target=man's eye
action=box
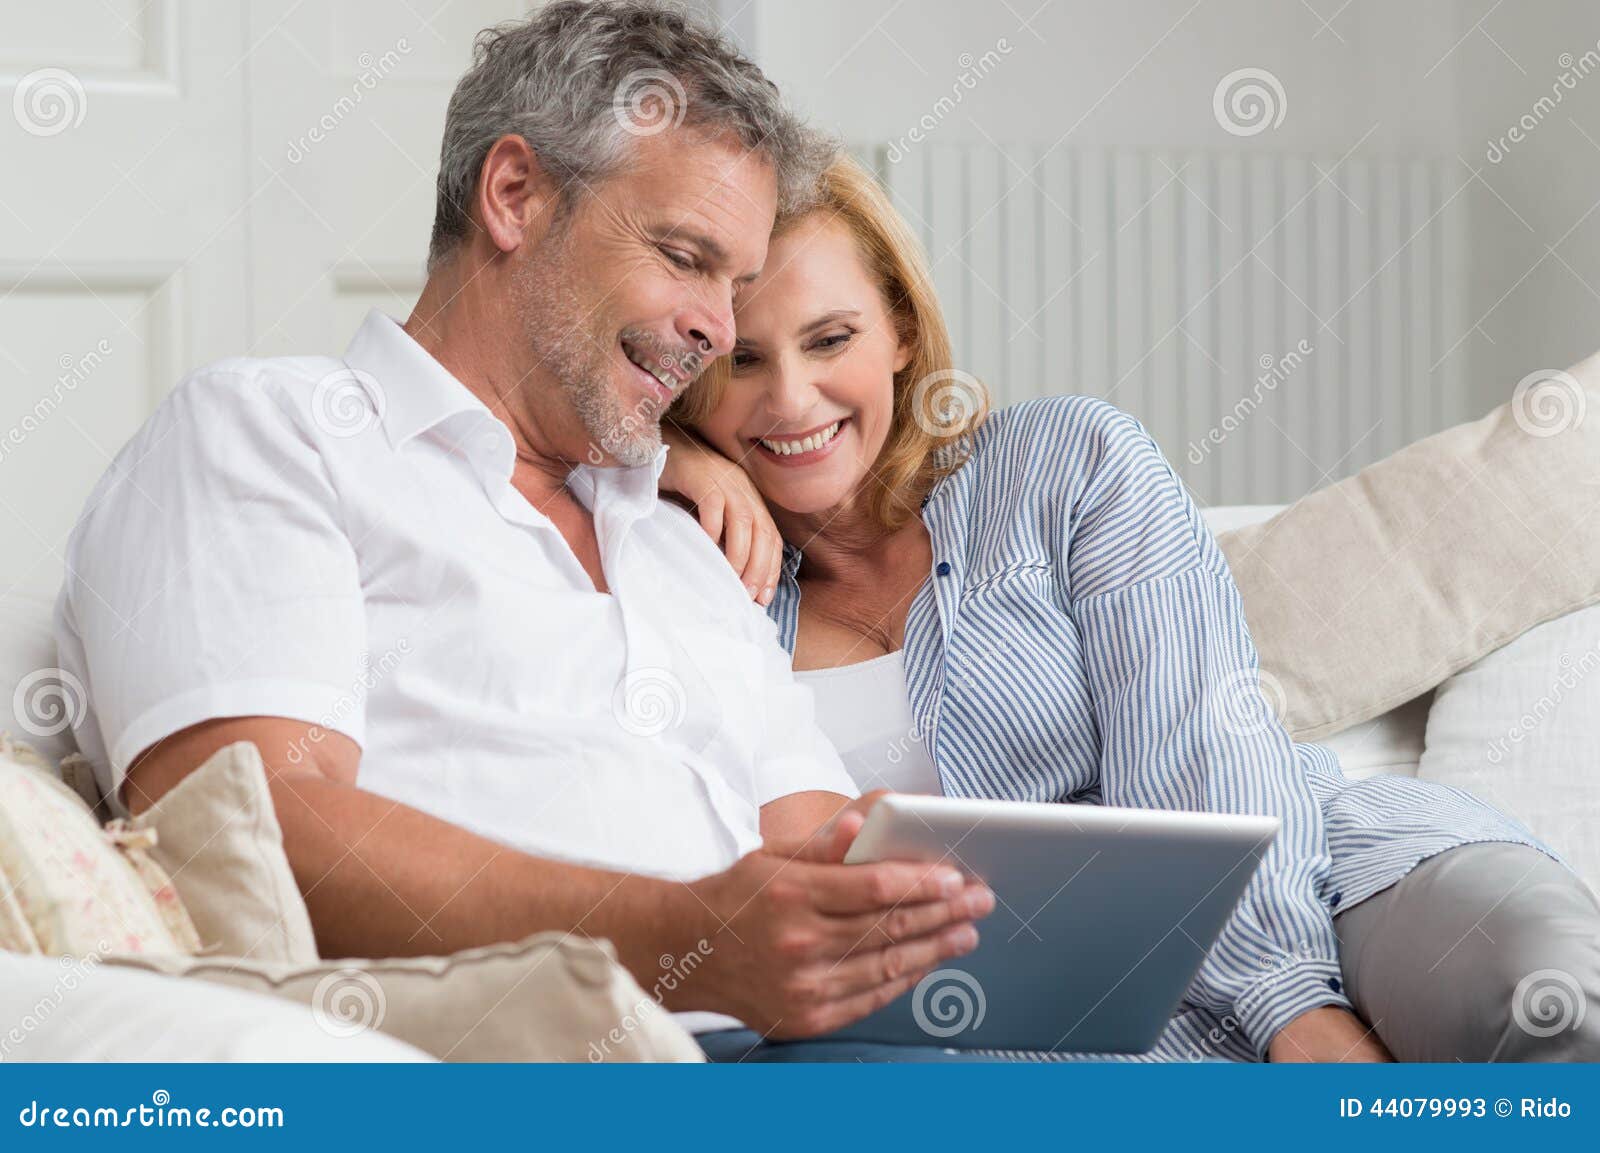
[662,248,695,270]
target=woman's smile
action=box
[750,417,851,465]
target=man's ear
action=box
[474,134,561,256]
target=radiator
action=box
[861,143,1472,506]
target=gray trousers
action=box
[1334,841,1600,1061]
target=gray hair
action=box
[427,0,834,271]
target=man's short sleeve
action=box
[745,603,859,807]
[57,369,367,799]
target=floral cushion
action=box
[0,732,199,957]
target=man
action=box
[56,1,992,1057]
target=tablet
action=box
[834,793,1280,1054]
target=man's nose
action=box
[678,286,736,360]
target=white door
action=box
[0,1,252,598]
[0,0,555,599]
[242,0,538,359]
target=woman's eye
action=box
[812,332,853,352]
[730,352,758,370]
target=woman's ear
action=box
[892,336,913,374]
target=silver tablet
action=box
[835,793,1280,1054]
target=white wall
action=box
[733,0,1600,495]
[4,1,1598,596]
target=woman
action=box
[661,157,1600,1062]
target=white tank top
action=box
[795,650,943,796]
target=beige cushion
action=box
[1201,504,1429,774]
[127,741,318,963]
[0,731,200,957]
[1218,355,1600,742]
[110,933,705,1062]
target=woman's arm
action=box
[1056,402,1380,1060]
[659,422,783,604]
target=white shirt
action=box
[796,652,942,796]
[56,310,857,884]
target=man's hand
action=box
[130,725,985,1038]
[1268,1006,1393,1062]
[684,791,994,1037]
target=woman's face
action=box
[695,212,910,517]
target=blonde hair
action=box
[670,154,988,531]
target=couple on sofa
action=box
[55,0,1600,1062]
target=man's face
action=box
[510,129,777,467]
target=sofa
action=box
[2,351,1597,1060]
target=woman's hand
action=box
[1267,1006,1393,1062]
[660,424,783,604]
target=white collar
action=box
[342,310,488,451]
[343,309,670,513]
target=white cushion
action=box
[1,591,77,766]
[0,951,428,1062]
[1417,604,1600,896]
[1199,504,1287,536]
[1314,693,1428,780]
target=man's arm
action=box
[127,718,993,1037]
[757,788,855,844]
[125,717,692,966]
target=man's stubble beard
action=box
[510,221,665,468]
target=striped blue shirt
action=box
[769,395,1558,1062]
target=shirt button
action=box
[1329,890,1343,908]
[1327,977,1342,993]
[920,495,930,509]
[935,561,951,577]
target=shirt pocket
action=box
[959,557,1053,598]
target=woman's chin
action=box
[763,480,860,520]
